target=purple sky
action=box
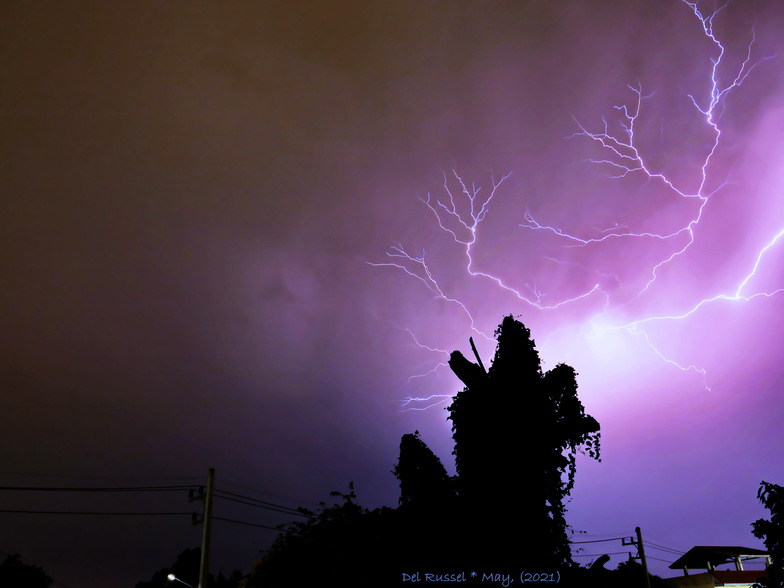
[3,1,784,585]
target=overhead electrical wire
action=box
[216,476,322,509]
[0,509,194,516]
[643,540,685,555]
[0,480,315,533]
[213,488,311,518]
[0,484,198,492]
[572,551,632,557]
[212,516,284,531]
[571,536,628,544]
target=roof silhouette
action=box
[669,546,769,570]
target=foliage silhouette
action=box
[248,316,604,586]
[0,553,52,588]
[447,315,600,569]
[393,430,456,510]
[135,547,243,588]
[609,559,671,588]
[753,480,784,588]
[246,483,402,588]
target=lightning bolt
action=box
[371,0,781,409]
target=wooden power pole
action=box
[636,526,651,588]
[198,468,215,588]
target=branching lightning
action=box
[371,0,782,410]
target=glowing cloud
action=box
[371,0,784,414]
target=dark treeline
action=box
[753,482,784,588]
[7,316,784,587]
[0,553,52,588]
[134,547,244,588]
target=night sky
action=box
[3,1,784,586]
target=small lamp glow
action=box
[167,574,194,588]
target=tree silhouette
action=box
[391,431,460,569]
[135,547,243,588]
[753,481,784,588]
[247,315,602,585]
[447,315,600,569]
[0,553,52,588]
[393,430,456,510]
[246,484,402,588]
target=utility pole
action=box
[635,526,651,588]
[190,468,215,588]
[622,527,651,588]
[199,467,215,588]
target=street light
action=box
[167,574,194,588]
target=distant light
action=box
[167,574,194,588]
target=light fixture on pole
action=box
[167,573,195,588]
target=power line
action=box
[573,551,632,557]
[0,509,194,516]
[216,477,322,509]
[572,536,628,544]
[0,485,197,492]
[213,516,284,531]
[213,489,311,518]
[643,541,685,555]
[0,471,203,482]
[214,487,304,509]
[213,494,311,518]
